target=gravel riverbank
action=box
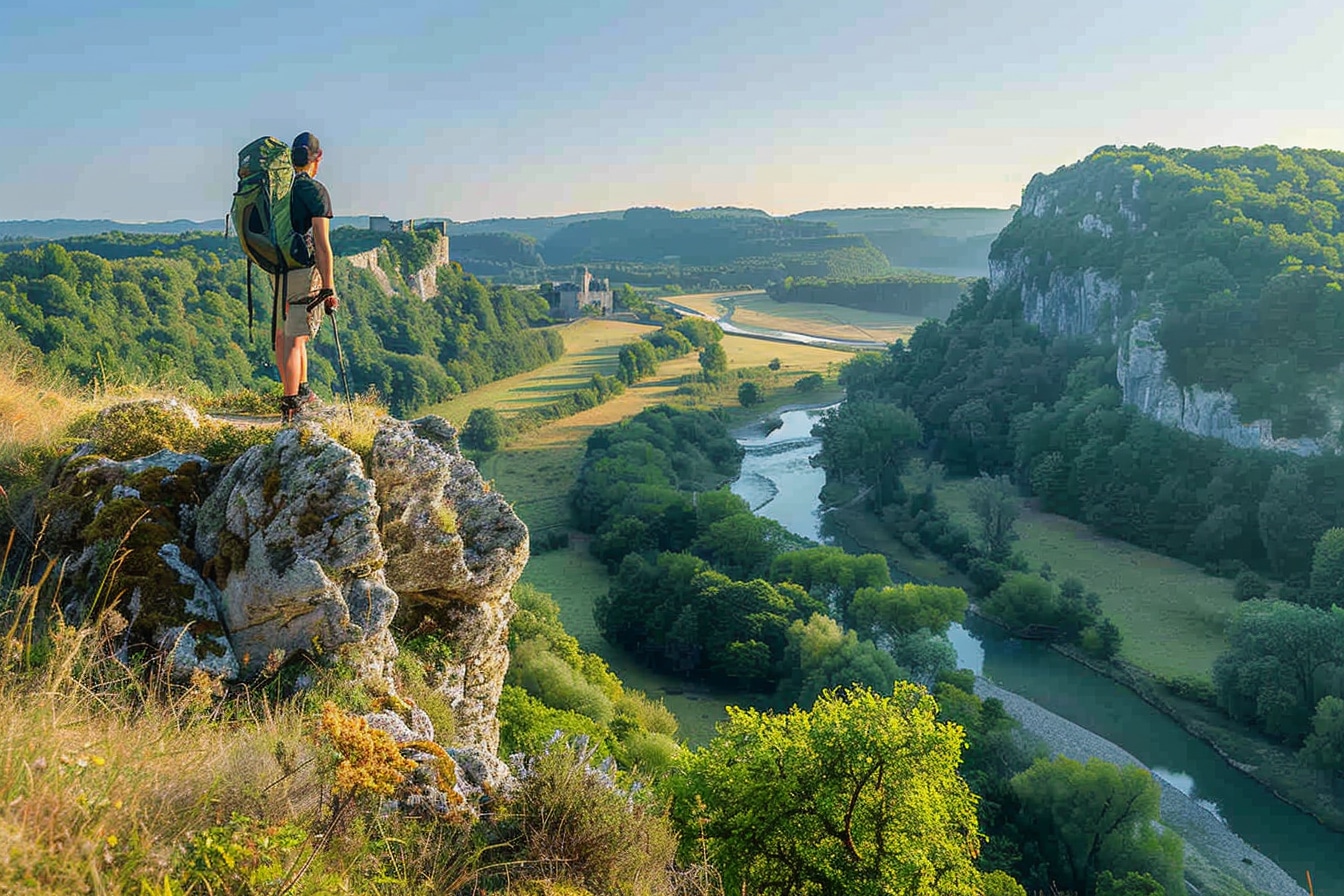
[975,678,1309,896]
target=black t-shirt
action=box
[290,172,332,267]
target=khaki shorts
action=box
[279,267,323,339]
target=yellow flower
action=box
[106,834,118,848]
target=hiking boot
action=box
[279,394,299,424]
[294,383,320,417]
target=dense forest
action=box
[0,231,562,415]
[994,145,1344,436]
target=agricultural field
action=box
[666,290,926,343]
[422,318,658,423]
[932,478,1237,683]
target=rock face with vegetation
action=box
[34,399,528,785]
[371,415,529,764]
[990,145,1344,453]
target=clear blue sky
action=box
[3,0,1341,222]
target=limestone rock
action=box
[37,448,233,679]
[195,422,398,681]
[371,415,528,759]
[1118,318,1323,456]
[372,416,529,603]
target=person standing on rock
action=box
[277,131,339,423]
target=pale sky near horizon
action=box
[3,0,1342,223]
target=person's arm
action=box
[312,216,334,292]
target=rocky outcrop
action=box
[989,254,1133,343]
[346,248,395,297]
[38,400,527,792]
[343,234,449,301]
[371,415,529,771]
[406,234,450,301]
[992,168,1330,455]
[195,423,399,682]
[1117,319,1323,456]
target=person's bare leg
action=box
[275,331,306,396]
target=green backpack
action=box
[231,137,309,342]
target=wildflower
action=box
[315,702,414,799]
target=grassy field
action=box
[521,548,758,746]
[930,478,1237,682]
[666,290,925,343]
[421,318,658,424]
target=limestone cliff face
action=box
[40,399,526,789]
[344,234,449,301]
[1118,319,1322,456]
[991,169,1327,455]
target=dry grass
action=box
[421,320,660,425]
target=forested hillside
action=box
[992,145,1344,443]
[450,206,893,288]
[792,206,1014,276]
[0,232,561,415]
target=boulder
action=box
[195,422,398,682]
[37,447,234,679]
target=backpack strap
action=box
[246,258,254,342]
[272,271,281,348]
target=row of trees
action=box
[0,235,564,416]
[766,271,969,317]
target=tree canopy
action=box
[670,683,985,896]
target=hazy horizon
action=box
[5,0,1342,222]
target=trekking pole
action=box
[327,306,355,422]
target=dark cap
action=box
[291,132,322,166]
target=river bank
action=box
[825,489,1344,837]
[975,677,1309,896]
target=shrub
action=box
[1233,570,1271,601]
[501,738,679,894]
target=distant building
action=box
[551,267,612,319]
[369,216,447,235]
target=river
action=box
[731,404,1343,896]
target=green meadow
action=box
[933,478,1237,683]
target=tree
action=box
[670,683,984,896]
[1310,527,1344,608]
[1213,601,1344,744]
[768,357,782,371]
[794,372,823,393]
[699,342,728,380]
[1010,757,1183,896]
[1303,695,1344,776]
[851,583,969,640]
[1096,871,1166,896]
[776,614,901,708]
[461,406,505,452]
[810,400,921,507]
[738,381,763,407]
[968,473,1019,563]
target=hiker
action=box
[276,131,338,422]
